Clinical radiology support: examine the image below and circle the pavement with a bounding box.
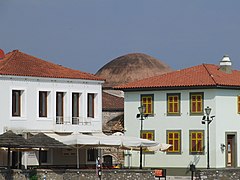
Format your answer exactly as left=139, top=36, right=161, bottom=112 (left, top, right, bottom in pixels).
left=155, top=176, right=195, bottom=180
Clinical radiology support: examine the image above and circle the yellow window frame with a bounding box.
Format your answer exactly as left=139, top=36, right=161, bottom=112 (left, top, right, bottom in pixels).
left=190, top=93, right=203, bottom=113
left=190, top=131, right=203, bottom=153
left=167, top=131, right=180, bottom=153
left=141, top=95, right=153, bottom=115
left=238, top=96, right=240, bottom=114
left=167, top=94, right=180, bottom=114
left=141, top=131, right=154, bottom=141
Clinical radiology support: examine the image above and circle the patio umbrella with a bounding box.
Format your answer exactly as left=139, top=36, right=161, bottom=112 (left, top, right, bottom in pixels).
left=147, top=143, right=172, bottom=152
left=0, top=130, right=34, bottom=169
left=47, top=132, right=102, bottom=168
left=27, top=133, right=69, bottom=166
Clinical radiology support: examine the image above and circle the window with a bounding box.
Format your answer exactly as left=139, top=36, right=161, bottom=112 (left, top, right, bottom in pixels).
left=12, top=90, right=21, bottom=117
left=87, top=93, right=94, bottom=118
left=56, top=92, right=64, bottom=124
left=39, top=91, right=47, bottom=117
left=167, top=93, right=180, bottom=115
left=141, top=94, right=154, bottom=115
left=238, top=96, right=240, bottom=114
left=190, top=130, right=204, bottom=154
left=87, top=149, right=98, bottom=161
left=40, top=150, right=48, bottom=163
left=141, top=130, right=154, bottom=153
left=190, top=93, right=204, bottom=115
left=72, top=93, right=79, bottom=124
left=167, top=130, right=181, bottom=154
left=141, top=130, right=154, bottom=141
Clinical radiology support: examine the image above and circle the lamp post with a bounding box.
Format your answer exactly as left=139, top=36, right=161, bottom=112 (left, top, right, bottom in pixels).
left=136, top=105, right=146, bottom=169
left=201, top=106, right=215, bottom=169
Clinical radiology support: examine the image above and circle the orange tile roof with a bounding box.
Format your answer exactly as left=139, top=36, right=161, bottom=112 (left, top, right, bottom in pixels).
left=115, top=64, right=240, bottom=90
left=0, top=50, right=104, bottom=81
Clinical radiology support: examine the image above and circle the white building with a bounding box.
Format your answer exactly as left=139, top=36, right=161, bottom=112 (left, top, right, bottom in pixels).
left=116, top=56, right=240, bottom=171
left=0, top=50, right=104, bottom=168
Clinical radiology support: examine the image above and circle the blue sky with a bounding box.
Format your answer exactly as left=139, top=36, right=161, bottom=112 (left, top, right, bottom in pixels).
left=1, top=1, right=240, bottom=73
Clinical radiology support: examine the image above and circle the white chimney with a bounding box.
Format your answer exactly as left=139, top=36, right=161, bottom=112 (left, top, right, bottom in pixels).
left=219, top=55, right=232, bottom=74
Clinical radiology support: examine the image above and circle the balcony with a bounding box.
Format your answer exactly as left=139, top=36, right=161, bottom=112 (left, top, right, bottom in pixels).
left=54, top=116, right=92, bottom=133
left=56, top=116, right=91, bottom=125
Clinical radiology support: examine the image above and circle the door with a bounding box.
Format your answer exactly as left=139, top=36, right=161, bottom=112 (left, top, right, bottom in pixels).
left=226, top=134, right=236, bottom=167
left=103, top=155, right=112, bottom=167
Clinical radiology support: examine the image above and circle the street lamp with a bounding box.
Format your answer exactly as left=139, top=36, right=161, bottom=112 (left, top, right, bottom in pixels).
left=201, top=106, right=215, bottom=169
left=136, top=105, right=147, bottom=169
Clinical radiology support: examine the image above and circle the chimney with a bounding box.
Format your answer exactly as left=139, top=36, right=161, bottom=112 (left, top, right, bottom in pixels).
left=0, top=49, right=5, bottom=59
left=219, top=55, right=232, bottom=74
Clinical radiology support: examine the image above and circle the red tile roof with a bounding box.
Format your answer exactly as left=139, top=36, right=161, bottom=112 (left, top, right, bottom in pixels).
left=115, top=64, right=240, bottom=90
left=102, top=92, right=124, bottom=111
left=0, top=50, right=104, bottom=81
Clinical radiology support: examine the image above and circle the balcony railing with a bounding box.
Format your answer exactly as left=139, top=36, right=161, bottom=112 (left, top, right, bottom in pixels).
left=56, top=116, right=91, bottom=125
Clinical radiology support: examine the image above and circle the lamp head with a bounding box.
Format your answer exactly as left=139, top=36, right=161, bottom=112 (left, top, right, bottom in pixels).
left=136, top=114, right=140, bottom=118
left=138, top=105, right=146, bottom=114
left=205, top=106, right=211, bottom=116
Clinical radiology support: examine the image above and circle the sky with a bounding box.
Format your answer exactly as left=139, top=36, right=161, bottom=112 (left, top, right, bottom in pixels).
left=1, top=1, right=240, bottom=74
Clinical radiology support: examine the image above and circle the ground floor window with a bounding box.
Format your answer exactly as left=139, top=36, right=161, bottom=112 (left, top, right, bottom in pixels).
left=167, top=130, right=181, bottom=154
left=87, top=149, right=98, bottom=161
left=189, top=130, right=204, bottom=154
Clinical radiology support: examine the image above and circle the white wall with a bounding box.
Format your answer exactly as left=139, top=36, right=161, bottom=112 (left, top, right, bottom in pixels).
left=124, top=88, right=240, bottom=168
left=0, top=75, right=103, bottom=134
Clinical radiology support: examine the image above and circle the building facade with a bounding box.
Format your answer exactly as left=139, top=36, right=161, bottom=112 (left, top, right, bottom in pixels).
left=117, top=56, right=240, bottom=169
left=0, top=50, right=104, bottom=168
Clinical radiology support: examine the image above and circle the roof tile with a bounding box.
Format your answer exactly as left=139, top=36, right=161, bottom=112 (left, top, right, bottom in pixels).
left=115, top=64, right=240, bottom=89
left=0, top=50, right=104, bottom=81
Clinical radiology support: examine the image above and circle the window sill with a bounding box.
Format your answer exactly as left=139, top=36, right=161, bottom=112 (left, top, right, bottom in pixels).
left=11, top=117, right=27, bottom=121
left=37, top=117, right=53, bottom=121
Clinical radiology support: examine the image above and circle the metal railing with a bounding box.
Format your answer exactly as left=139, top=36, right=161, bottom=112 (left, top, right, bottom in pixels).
left=55, top=116, right=91, bottom=125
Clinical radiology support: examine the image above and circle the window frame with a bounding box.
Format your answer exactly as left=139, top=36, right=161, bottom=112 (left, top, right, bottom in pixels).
left=166, top=130, right=181, bottom=154
left=190, top=92, right=204, bottom=115
left=87, top=149, right=98, bottom=162
left=237, top=96, right=240, bottom=114
left=140, top=94, right=154, bottom=116
left=189, top=130, right=205, bottom=155
left=12, top=90, right=21, bottom=117
left=39, top=91, right=48, bottom=118
left=141, top=130, right=155, bottom=153
left=167, top=93, right=181, bottom=116
left=72, top=93, right=80, bottom=124
left=141, top=130, right=155, bottom=141
left=56, top=92, right=64, bottom=124
left=87, top=93, right=95, bottom=118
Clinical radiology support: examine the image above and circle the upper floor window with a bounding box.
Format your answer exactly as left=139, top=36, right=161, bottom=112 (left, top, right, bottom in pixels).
left=167, top=93, right=180, bottom=115
left=12, top=90, right=22, bottom=117
left=238, top=96, right=240, bottom=114
left=72, top=93, right=80, bottom=124
left=189, top=130, right=204, bottom=155
left=56, top=92, right=64, bottom=124
left=141, top=94, right=154, bottom=115
left=88, top=93, right=95, bottom=118
left=190, top=93, right=204, bottom=115
left=167, top=130, right=181, bottom=154
left=39, top=91, right=48, bottom=117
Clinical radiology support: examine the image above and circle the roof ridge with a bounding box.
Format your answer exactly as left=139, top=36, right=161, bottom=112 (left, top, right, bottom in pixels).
left=202, top=64, right=218, bottom=85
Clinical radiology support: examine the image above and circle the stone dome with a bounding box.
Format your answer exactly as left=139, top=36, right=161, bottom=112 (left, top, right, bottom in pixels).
left=95, top=53, right=173, bottom=88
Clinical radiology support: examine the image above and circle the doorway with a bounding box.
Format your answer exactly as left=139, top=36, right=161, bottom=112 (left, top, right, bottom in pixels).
left=103, top=155, right=113, bottom=167
left=226, top=133, right=237, bottom=167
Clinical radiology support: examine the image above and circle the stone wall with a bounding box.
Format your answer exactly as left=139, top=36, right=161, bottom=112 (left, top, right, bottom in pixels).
left=0, top=169, right=156, bottom=180
left=195, top=168, right=240, bottom=180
